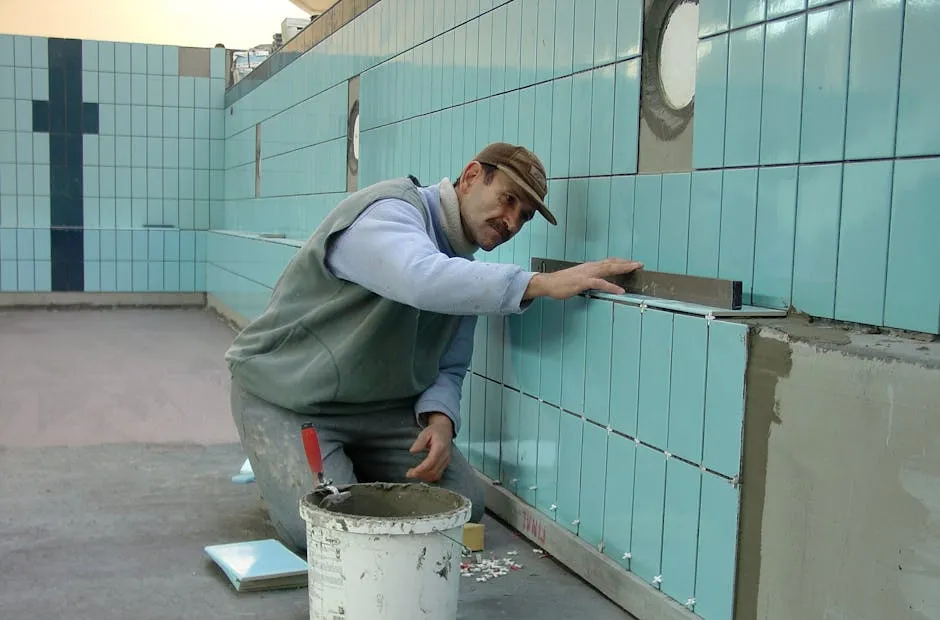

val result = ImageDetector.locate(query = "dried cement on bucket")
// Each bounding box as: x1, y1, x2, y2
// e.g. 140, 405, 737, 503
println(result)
300, 482, 472, 620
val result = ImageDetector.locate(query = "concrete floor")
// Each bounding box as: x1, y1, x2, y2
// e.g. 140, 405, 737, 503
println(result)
0, 307, 634, 620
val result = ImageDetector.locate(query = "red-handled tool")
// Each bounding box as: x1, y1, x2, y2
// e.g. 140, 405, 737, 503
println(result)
300, 423, 351, 507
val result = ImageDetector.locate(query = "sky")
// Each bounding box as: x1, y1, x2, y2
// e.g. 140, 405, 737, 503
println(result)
0, 0, 312, 50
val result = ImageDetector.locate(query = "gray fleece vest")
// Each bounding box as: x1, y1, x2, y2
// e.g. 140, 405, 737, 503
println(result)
225, 178, 462, 414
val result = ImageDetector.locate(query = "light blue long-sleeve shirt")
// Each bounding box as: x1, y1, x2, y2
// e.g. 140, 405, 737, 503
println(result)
324, 182, 534, 432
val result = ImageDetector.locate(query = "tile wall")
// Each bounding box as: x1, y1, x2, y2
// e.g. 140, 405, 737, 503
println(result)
0, 34, 226, 293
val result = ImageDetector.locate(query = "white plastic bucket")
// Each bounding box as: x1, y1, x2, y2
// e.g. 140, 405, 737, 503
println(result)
299, 482, 472, 620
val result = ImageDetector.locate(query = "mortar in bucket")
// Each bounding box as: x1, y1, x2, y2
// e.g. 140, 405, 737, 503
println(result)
299, 482, 472, 620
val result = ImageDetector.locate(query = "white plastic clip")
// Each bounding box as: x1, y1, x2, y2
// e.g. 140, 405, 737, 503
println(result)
705, 311, 715, 322
653, 575, 663, 587
597, 542, 605, 553
550, 504, 558, 511
529, 485, 538, 491
639, 302, 648, 314
571, 519, 580, 526
622, 552, 632, 560
664, 451, 672, 459
686, 598, 696, 610
510, 478, 518, 486
634, 436, 641, 445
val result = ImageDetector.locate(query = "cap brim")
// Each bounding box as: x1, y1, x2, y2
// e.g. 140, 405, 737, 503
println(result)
493, 163, 558, 226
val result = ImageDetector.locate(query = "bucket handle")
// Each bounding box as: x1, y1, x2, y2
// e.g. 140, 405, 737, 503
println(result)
436, 530, 473, 555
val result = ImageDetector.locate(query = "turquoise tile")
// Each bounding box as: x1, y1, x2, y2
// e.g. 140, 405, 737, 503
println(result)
884, 158, 940, 334
0, 259, 15, 291
572, 0, 595, 73
752, 166, 798, 309
585, 177, 611, 261
194, 262, 205, 292
533, 82, 553, 172
179, 77, 195, 108
767, 0, 804, 18
99, 197, 115, 230
700, 0, 731, 36
632, 175, 662, 269
81, 261, 99, 292
16, 228, 34, 259
132, 230, 148, 261
163, 46, 178, 76
0, 36, 11, 67
793, 163, 843, 318
116, 261, 132, 290
694, 475, 740, 620
844, 0, 903, 160
703, 320, 748, 478
477, 12, 493, 98
486, 313, 504, 382
195, 78, 210, 109
800, 2, 851, 163
97, 41, 114, 72
489, 6, 507, 96
557, 412, 583, 534
554, 0, 575, 78
760, 14, 805, 166
131, 74, 146, 107
34, 260, 50, 292
569, 71, 593, 177
896, 0, 940, 156
33, 229, 49, 261
593, 0, 618, 66
610, 303, 641, 435
148, 261, 164, 292
693, 34, 729, 170
483, 378, 502, 479
517, 394, 540, 506
658, 173, 692, 274
723, 25, 764, 167
131, 44, 147, 73
667, 315, 707, 463
31, 37, 48, 68
18, 260, 35, 291
616, 0, 642, 59
132, 261, 148, 292
661, 458, 702, 605
578, 422, 609, 546
835, 161, 892, 326
536, 402, 561, 519
471, 314, 486, 375
15, 67, 32, 99
99, 262, 116, 292
550, 76, 573, 178
519, 298, 543, 396
608, 176, 635, 260
114, 43, 131, 74
536, 0, 557, 82
612, 58, 640, 175
499, 387, 520, 490
602, 433, 636, 568
583, 299, 613, 426
81, 229, 98, 262
464, 19, 480, 101
164, 261, 180, 292
0, 68, 12, 98
730, 0, 765, 28
718, 168, 758, 303
631, 444, 666, 585
504, 314, 523, 390
561, 295, 588, 415
519, 0, 539, 87
13, 37, 30, 68
637, 308, 673, 449
99, 230, 116, 261
564, 179, 588, 262
589, 65, 616, 176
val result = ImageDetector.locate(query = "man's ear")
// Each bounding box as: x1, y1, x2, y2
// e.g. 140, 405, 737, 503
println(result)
459, 161, 481, 193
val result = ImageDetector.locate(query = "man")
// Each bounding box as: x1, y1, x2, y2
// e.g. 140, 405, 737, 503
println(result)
225, 142, 643, 551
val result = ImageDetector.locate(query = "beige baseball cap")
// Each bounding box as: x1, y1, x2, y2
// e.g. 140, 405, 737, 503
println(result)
473, 142, 557, 226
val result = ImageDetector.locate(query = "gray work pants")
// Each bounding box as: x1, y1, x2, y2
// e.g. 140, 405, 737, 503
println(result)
230, 380, 485, 551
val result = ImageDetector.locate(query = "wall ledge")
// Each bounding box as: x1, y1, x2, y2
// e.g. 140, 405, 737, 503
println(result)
747, 316, 940, 369
0, 292, 206, 309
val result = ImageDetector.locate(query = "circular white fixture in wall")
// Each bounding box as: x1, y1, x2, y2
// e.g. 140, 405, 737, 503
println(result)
659, 2, 699, 110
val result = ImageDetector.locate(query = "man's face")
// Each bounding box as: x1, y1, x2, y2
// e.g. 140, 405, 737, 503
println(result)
457, 161, 538, 251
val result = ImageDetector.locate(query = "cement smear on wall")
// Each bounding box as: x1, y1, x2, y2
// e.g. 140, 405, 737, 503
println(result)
737, 318, 940, 620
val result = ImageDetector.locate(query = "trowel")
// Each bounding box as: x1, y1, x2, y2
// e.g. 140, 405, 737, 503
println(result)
300, 423, 352, 509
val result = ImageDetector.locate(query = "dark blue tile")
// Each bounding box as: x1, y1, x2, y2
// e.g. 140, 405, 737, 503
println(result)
82, 102, 99, 134
50, 228, 83, 291
32, 100, 50, 133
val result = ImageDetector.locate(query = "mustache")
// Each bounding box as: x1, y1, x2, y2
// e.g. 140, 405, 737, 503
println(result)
487, 219, 511, 241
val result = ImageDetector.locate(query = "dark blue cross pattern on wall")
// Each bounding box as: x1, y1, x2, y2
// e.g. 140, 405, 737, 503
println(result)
32, 38, 98, 292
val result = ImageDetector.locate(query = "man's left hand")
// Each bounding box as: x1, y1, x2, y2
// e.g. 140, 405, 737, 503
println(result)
407, 413, 453, 483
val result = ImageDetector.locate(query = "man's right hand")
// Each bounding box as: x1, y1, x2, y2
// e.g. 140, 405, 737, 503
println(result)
523, 258, 644, 301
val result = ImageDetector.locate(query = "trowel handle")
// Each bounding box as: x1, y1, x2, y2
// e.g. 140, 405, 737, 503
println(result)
301, 423, 324, 480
